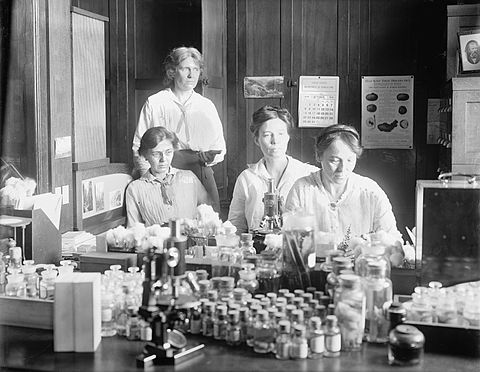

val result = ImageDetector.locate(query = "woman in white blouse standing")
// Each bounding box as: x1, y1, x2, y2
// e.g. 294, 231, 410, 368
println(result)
284, 124, 402, 243
228, 105, 318, 233
132, 46, 226, 212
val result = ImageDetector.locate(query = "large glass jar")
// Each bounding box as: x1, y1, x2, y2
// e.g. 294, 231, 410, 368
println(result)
326, 256, 353, 301
237, 265, 259, 295
406, 293, 433, 323
365, 261, 392, 343
354, 241, 391, 279
5, 273, 26, 297
39, 266, 58, 300
334, 274, 365, 351
256, 252, 281, 294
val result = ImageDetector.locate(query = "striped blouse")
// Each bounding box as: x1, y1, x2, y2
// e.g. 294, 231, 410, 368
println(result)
125, 168, 210, 227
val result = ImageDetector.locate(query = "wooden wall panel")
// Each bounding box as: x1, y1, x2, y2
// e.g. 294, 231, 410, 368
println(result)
48, 1, 73, 231
72, 11, 107, 163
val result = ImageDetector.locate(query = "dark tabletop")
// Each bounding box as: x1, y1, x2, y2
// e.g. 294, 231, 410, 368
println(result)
1, 325, 479, 372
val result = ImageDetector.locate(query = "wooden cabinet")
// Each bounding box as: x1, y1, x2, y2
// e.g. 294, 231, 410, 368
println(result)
452, 77, 480, 174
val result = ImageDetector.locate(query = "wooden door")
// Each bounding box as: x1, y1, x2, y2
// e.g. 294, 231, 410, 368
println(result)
202, 0, 228, 201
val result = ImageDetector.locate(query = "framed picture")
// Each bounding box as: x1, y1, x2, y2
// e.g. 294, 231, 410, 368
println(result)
243, 76, 284, 98
458, 29, 480, 73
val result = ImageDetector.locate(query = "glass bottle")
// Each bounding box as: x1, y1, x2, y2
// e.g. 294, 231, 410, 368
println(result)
39, 266, 58, 300
354, 239, 391, 279
239, 233, 256, 259
5, 273, 26, 297
253, 309, 275, 353
388, 302, 407, 332
291, 309, 305, 331
246, 304, 261, 347
239, 306, 250, 343
140, 319, 152, 341
237, 265, 259, 295
190, 304, 202, 334
324, 315, 341, 358
289, 324, 308, 359
219, 276, 235, 299
318, 249, 343, 297
213, 305, 228, 340
388, 325, 425, 366
126, 307, 141, 341
22, 260, 39, 298
256, 251, 281, 294
101, 292, 117, 337
334, 274, 365, 351
275, 320, 291, 359
365, 261, 392, 343
406, 293, 433, 323
325, 256, 353, 300
308, 316, 324, 359
198, 279, 211, 299
202, 302, 216, 337
214, 224, 240, 277
226, 310, 242, 346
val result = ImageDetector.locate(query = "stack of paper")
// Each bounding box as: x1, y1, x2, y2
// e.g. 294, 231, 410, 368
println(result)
62, 231, 96, 256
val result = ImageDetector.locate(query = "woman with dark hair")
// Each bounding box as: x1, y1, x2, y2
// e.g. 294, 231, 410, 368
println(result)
132, 46, 226, 212
284, 124, 401, 241
126, 126, 210, 227
228, 105, 318, 233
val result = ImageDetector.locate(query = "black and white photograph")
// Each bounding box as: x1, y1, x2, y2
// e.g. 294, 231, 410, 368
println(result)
0, 0, 479, 371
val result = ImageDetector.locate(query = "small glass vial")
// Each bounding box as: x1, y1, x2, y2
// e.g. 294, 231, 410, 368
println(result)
308, 316, 324, 359
388, 325, 425, 366
246, 304, 261, 347
140, 319, 152, 341
226, 310, 242, 346
233, 287, 248, 307
202, 302, 216, 337
101, 292, 117, 337
213, 305, 228, 340
239, 307, 250, 343
275, 320, 291, 359
190, 305, 202, 334
5, 273, 26, 297
289, 324, 308, 359
253, 310, 275, 353
198, 279, 211, 299
126, 307, 141, 341
324, 315, 341, 358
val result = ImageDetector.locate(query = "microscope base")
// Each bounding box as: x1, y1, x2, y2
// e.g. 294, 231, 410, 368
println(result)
136, 342, 204, 368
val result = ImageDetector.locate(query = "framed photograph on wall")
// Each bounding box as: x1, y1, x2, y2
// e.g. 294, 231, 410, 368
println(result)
458, 29, 480, 73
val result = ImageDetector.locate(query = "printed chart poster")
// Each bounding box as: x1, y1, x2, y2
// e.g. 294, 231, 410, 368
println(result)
361, 76, 414, 149
298, 76, 339, 128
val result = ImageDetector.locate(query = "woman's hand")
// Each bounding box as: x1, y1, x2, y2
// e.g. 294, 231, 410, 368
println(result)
198, 150, 221, 165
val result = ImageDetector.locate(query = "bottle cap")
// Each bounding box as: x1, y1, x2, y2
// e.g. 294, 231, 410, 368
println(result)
293, 289, 305, 296
310, 316, 322, 328
293, 324, 306, 336
326, 314, 338, 327
292, 309, 304, 322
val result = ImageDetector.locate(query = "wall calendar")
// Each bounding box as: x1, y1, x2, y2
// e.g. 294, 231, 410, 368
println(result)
298, 76, 339, 128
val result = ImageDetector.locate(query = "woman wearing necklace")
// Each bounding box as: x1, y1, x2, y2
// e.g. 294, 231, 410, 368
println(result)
126, 126, 211, 227
284, 124, 402, 243
228, 106, 318, 233
132, 46, 226, 212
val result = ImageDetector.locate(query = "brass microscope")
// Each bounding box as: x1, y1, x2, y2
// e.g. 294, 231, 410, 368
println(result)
136, 219, 204, 368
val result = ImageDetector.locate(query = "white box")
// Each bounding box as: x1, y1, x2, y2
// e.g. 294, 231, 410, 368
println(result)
54, 274, 75, 352
73, 272, 101, 352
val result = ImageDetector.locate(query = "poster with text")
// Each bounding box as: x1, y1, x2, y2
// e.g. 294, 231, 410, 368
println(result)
361, 76, 414, 149
298, 76, 339, 128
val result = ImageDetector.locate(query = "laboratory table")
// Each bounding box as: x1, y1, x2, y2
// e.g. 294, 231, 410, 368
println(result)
1, 325, 479, 372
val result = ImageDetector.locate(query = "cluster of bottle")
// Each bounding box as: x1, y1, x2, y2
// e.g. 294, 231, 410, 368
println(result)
0, 244, 76, 300
404, 280, 480, 327
192, 280, 341, 359
99, 264, 152, 341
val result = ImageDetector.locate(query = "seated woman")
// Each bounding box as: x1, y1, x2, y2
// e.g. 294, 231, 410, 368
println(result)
285, 124, 401, 244
228, 105, 318, 233
125, 126, 211, 227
